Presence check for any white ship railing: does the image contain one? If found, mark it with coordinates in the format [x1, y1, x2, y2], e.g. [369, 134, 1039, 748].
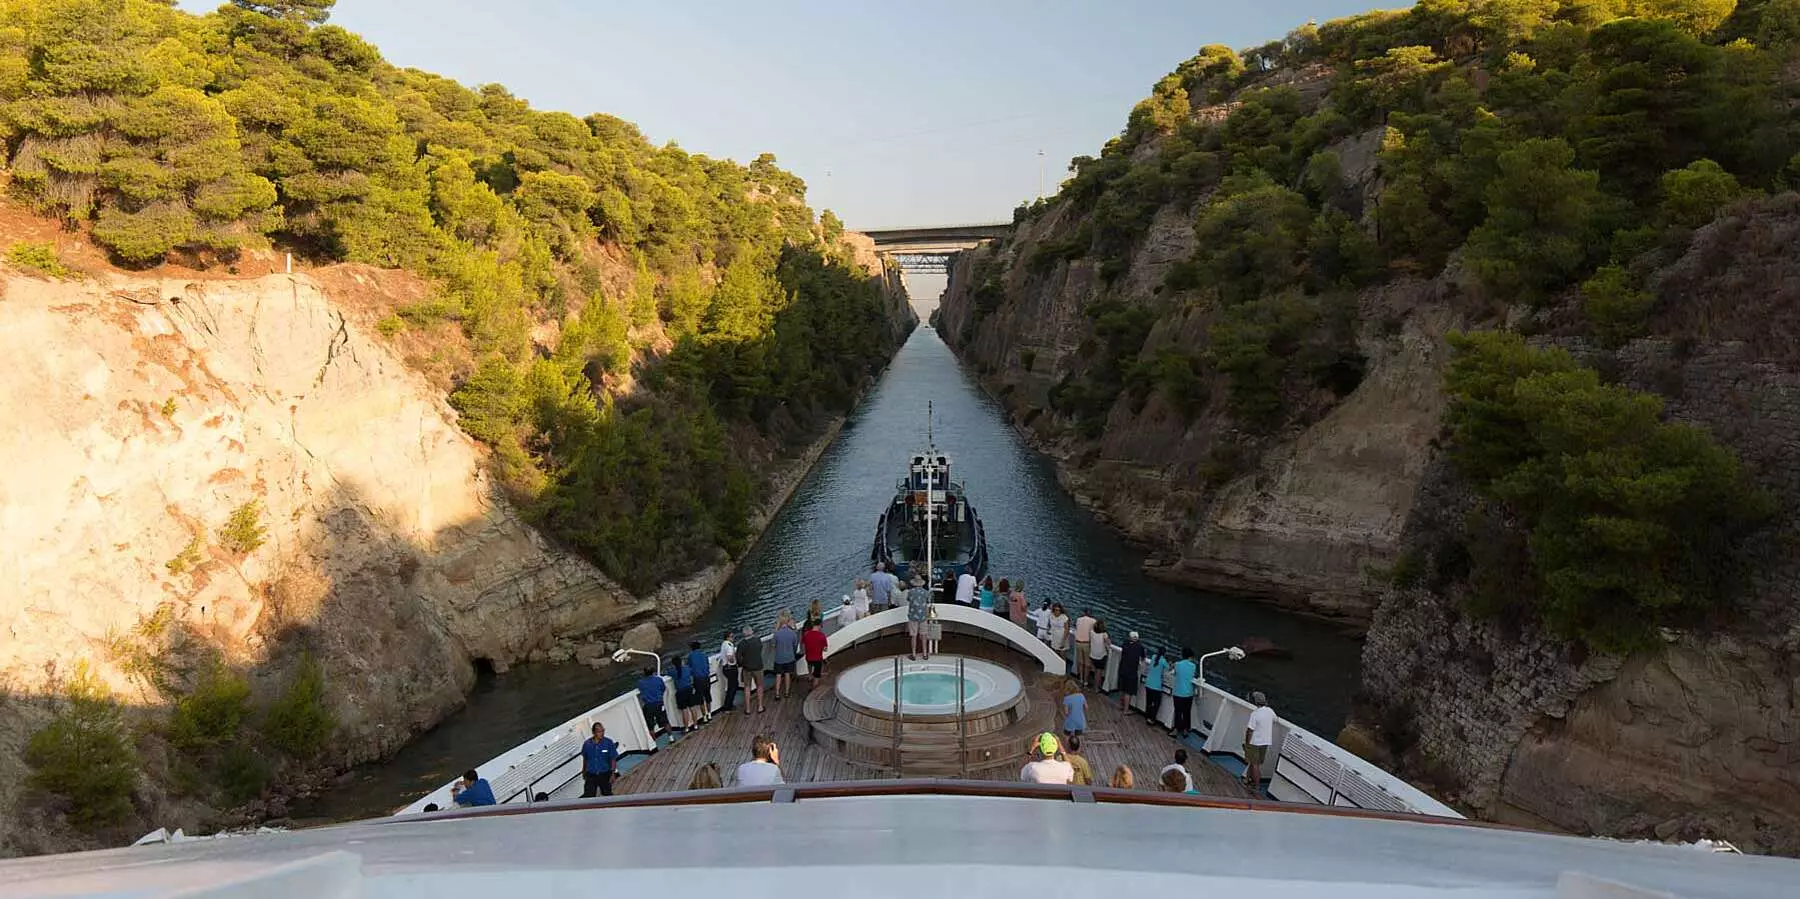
[400, 602, 1457, 819]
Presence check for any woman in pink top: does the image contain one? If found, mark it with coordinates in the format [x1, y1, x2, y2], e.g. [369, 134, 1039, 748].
[1008, 580, 1028, 627]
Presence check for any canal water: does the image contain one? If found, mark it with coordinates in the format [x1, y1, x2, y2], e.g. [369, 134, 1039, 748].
[302, 325, 1363, 821]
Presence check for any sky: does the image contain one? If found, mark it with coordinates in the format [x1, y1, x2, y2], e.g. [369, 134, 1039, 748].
[195, 0, 1391, 230]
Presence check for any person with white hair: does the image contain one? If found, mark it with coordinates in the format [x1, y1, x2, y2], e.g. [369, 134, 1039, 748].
[1245, 691, 1276, 792]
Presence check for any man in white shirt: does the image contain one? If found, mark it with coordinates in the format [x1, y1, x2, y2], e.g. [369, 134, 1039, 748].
[718, 631, 739, 713]
[1019, 732, 1075, 784]
[735, 734, 784, 786]
[840, 596, 861, 626]
[1244, 691, 1276, 791]
[954, 570, 977, 606]
[1030, 602, 1052, 642]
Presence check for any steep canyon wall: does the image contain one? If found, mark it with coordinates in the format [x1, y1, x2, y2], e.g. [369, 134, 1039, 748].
[936, 101, 1799, 851]
[0, 246, 911, 853]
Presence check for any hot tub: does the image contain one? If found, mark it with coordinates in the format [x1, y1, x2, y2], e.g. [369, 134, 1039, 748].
[835, 656, 1022, 719]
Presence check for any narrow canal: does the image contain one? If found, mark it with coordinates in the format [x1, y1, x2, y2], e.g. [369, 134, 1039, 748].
[302, 324, 1363, 821]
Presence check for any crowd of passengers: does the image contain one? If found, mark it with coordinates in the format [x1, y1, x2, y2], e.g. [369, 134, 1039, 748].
[432, 560, 1277, 809]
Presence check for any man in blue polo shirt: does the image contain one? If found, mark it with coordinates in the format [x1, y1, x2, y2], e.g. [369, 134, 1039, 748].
[687, 641, 714, 726]
[1169, 648, 1199, 738]
[581, 722, 621, 797]
[637, 666, 669, 734]
[451, 769, 495, 807]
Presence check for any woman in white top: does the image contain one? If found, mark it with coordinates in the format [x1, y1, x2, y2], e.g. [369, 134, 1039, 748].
[1047, 603, 1071, 653]
[1087, 620, 1111, 690]
[851, 580, 871, 618]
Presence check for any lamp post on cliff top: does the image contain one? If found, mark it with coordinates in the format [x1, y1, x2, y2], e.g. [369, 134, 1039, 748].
[612, 648, 661, 678]
[1196, 646, 1246, 694]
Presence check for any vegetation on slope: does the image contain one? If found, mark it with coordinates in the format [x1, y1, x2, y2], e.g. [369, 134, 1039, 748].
[0, 0, 905, 593]
[985, 0, 1797, 648]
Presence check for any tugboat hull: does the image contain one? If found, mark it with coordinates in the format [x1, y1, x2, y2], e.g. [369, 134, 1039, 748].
[871, 497, 988, 584]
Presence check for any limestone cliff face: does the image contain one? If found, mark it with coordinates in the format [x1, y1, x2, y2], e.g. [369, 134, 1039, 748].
[0, 269, 644, 769]
[0, 253, 906, 853]
[1353, 199, 1800, 854]
[937, 121, 1430, 627]
[936, 76, 1799, 849]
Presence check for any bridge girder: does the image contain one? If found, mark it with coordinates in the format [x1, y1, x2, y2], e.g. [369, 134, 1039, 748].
[886, 251, 960, 274]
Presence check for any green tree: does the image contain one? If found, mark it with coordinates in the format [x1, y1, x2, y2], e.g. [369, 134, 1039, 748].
[1353, 46, 1450, 110]
[1444, 332, 1771, 650]
[1630, 0, 1738, 35]
[264, 653, 335, 760]
[232, 0, 335, 24]
[1464, 138, 1605, 303]
[1657, 158, 1744, 228]
[1191, 183, 1315, 304]
[24, 664, 138, 830]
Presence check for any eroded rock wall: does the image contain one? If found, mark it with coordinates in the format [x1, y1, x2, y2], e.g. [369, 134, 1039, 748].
[1355, 201, 1800, 854]
[0, 259, 906, 853]
[937, 124, 1435, 627]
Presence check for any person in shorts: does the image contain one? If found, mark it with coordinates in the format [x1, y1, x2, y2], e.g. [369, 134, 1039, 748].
[1244, 690, 1276, 792]
[636, 665, 669, 734]
[737, 625, 766, 713]
[801, 622, 828, 685]
[671, 654, 698, 731]
[905, 574, 931, 659]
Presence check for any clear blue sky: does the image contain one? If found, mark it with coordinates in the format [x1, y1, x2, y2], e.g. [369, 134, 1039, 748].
[196, 0, 1394, 230]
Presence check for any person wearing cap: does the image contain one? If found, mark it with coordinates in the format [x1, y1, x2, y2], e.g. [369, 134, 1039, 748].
[905, 573, 932, 660]
[839, 594, 861, 626]
[1244, 691, 1276, 792]
[1118, 631, 1145, 714]
[1020, 732, 1075, 784]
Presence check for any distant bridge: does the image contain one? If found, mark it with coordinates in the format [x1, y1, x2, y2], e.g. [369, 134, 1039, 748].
[862, 223, 1011, 274]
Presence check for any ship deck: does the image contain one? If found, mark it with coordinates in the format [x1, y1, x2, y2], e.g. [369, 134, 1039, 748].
[572, 634, 1251, 799]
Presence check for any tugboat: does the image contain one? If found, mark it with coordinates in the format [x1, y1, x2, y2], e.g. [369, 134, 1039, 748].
[871, 402, 988, 584]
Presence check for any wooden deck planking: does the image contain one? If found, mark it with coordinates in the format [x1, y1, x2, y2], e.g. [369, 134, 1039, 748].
[581, 634, 1250, 799]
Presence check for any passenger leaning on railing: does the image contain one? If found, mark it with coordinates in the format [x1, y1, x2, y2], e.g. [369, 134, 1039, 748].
[737, 625, 767, 714]
[451, 769, 496, 807]
[636, 667, 669, 735]
[687, 641, 714, 726]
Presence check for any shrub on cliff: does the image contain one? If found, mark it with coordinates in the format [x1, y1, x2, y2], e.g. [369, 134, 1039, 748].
[1444, 332, 1772, 651]
[264, 653, 335, 761]
[169, 663, 253, 753]
[24, 665, 138, 831]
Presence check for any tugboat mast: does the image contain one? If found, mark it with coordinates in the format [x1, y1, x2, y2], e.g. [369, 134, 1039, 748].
[924, 401, 934, 584]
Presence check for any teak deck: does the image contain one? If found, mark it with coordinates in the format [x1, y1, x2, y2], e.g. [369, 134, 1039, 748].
[564, 635, 1250, 799]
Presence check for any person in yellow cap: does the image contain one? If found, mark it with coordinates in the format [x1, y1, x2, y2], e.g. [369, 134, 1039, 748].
[1019, 731, 1075, 784]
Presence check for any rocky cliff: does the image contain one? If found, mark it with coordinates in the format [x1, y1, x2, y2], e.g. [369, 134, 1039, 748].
[0, 235, 910, 853]
[1353, 197, 1800, 854]
[939, 96, 1429, 627]
[935, 29, 1799, 851]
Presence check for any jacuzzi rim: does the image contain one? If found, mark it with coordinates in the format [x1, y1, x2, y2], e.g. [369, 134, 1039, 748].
[834, 655, 1024, 722]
